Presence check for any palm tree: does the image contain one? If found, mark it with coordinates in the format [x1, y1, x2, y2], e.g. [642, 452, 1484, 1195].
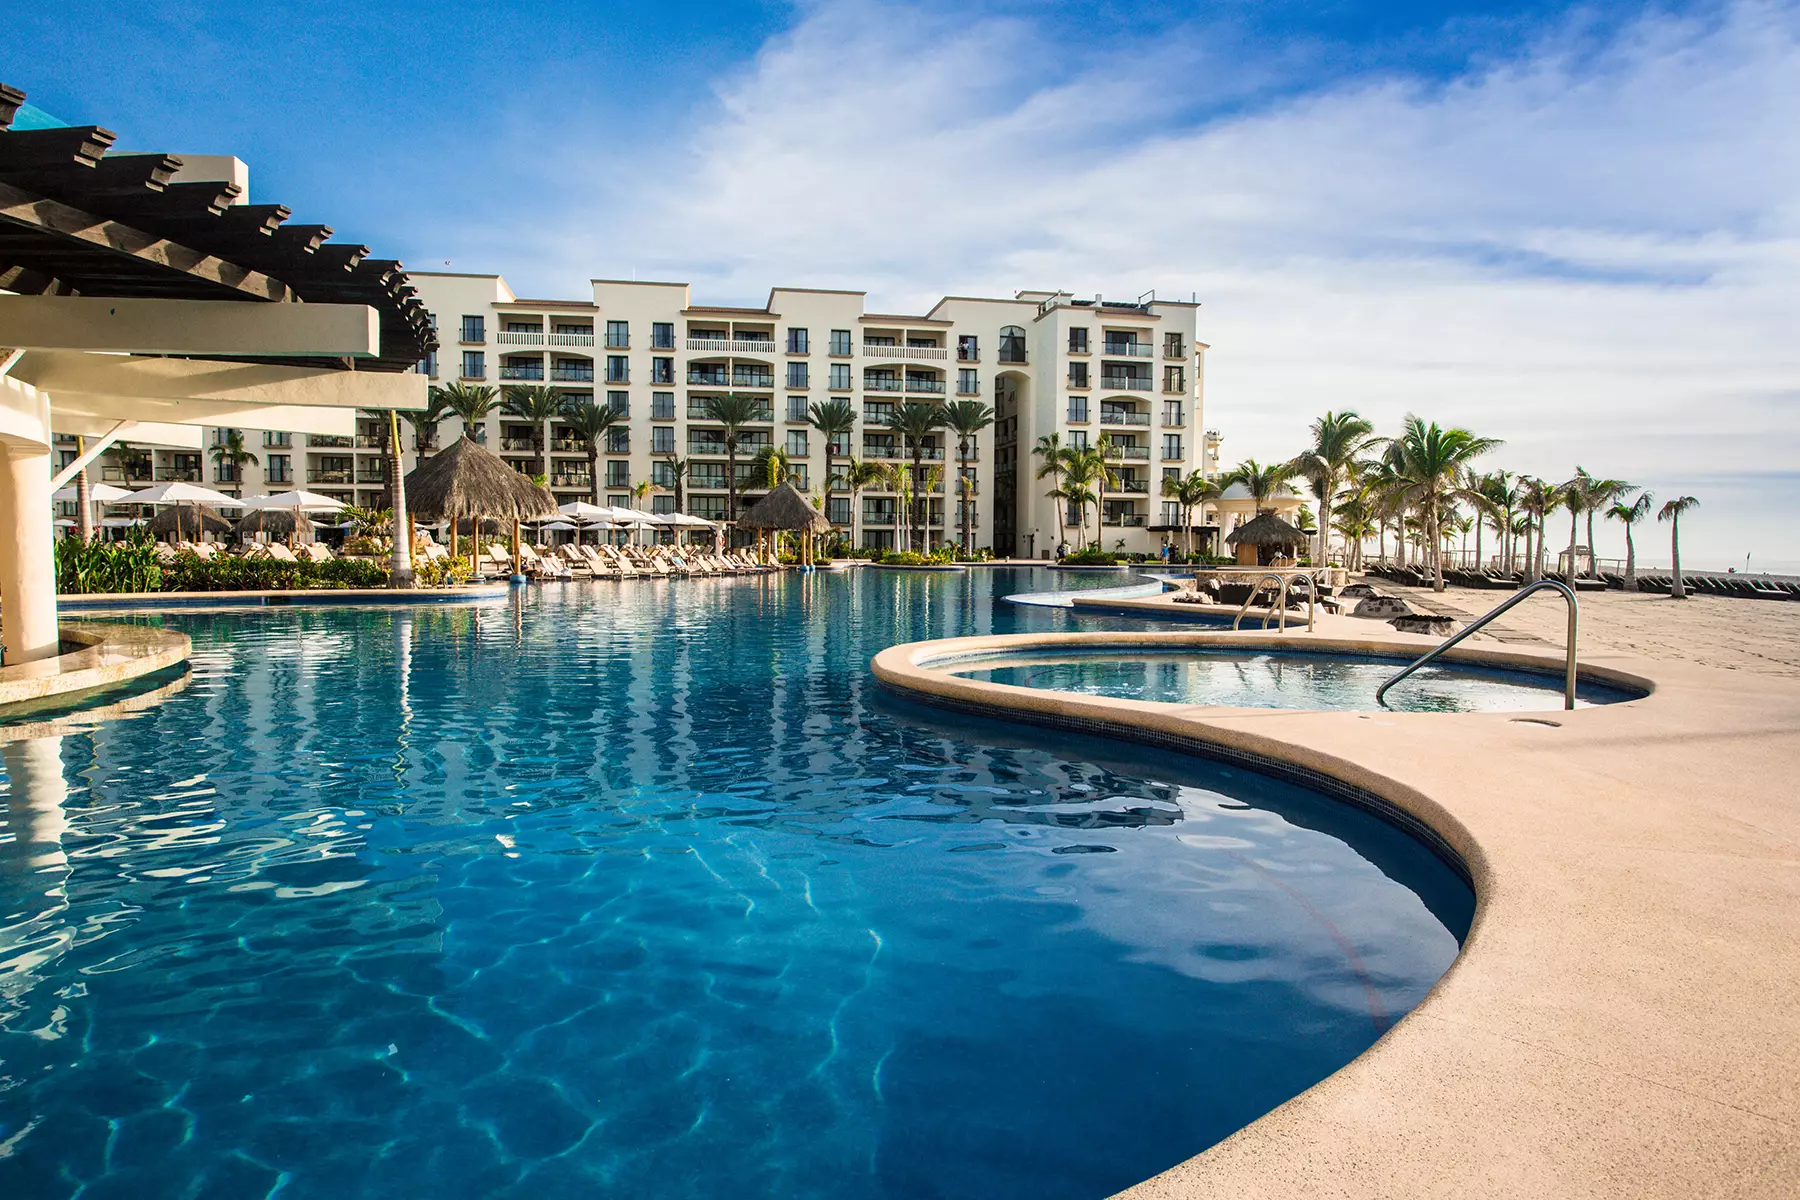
[1161, 469, 1219, 558]
[401, 389, 452, 454]
[1570, 469, 1632, 580]
[751, 444, 797, 489]
[1332, 495, 1376, 570]
[1608, 491, 1653, 592]
[1658, 495, 1699, 599]
[882, 461, 913, 550]
[1086, 437, 1120, 550]
[807, 399, 856, 532]
[208, 428, 258, 484]
[662, 456, 689, 516]
[1387, 417, 1502, 590]
[1032, 432, 1068, 551]
[1515, 477, 1552, 583]
[703, 393, 764, 525]
[1467, 470, 1514, 576]
[884, 401, 946, 551]
[940, 399, 996, 556]
[631, 479, 652, 510]
[1057, 447, 1103, 548]
[1287, 410, 1377, 567]
[431, 381, 501, 443]
[108, 440, 152, 484]
[562, 399, 623, 506]
[1221, 457, 1295, 514]
[843, 456, 885, 553]
[502, 384, 565, 479]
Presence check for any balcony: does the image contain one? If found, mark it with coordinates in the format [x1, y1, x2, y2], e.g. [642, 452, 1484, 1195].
[550, 331, 595, 348]
[500, 364, 546, 381]
[1100, 410, 1150, 426]
[860, 343, 948, 361]
[262, 433, 292, 448]
[308, 435, 353, 448]
[355, 434, 386, 448]
[414, 434, 439, 453]
[863, 376, 901, 392]
[309, 469, 353, 484]
[998, 342, 1027, 365]
[732, 371, 775, 389]
[498, 330, 545, 346]
[1103, 513, 1149, 527]
[356, 469, 387, 485]
[266, 471, 293, 485]
[1100, 374, 1152, 392]
[864, 403, 896, 423]
[1162, 410, 1186, 427]
[1165, 341, 1186, 360]
[1106, 445, 1151, 461]
[499, 437, 537, 453]
[904, 378, 946, 395]
[550, 438, 586, 453]
[956, 380, 980, 396]
[604, 337, 630, 350]
[1115, 479, 1150, 493]
[686, 337, 777, 354]
[551, 365, 596, 383]
[550, 474, 593, 490]
[688, 369, 729, 386]
[862, 442, 900, 459]
[957, 347, 979, 362]
[1102, 341, 1154, 358]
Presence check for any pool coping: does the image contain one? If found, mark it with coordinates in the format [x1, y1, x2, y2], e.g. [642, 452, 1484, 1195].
[57, 583, 513, 611]
[870, 629, 1800, 1198]
[0, 621, 191, 714]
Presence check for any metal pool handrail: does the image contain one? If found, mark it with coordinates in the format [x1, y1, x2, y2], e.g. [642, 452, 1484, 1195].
[1376, 578, 1580, 710]
[1229, 571, 1318, 633]
[1232, 573, 1288, 631]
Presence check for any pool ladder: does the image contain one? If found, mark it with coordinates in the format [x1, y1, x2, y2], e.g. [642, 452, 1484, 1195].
[1230, 572, 1318, 633]
[1377, 579, 1579, 710]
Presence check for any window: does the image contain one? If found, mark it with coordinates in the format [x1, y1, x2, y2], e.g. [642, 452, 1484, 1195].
[1164, 365, 1186, 393]
[651, 357, 674, 384]
[786, 430, 809, 457]
[606, 356, 629, 383]
[1066, 500, 1084, 526]
[554, 322, 592, 336]
[461, 351, 485, 379]
[957, 335, 979, 362]
[1068, 430, 1089, 450]
[262, 432, 292, 448]
[957, 369, 979, 395]
[266, 454, 291, 484]
[1162, 501, 1183, 525]
[1067, 361, 1089, 388]
[652, 460, 676, 487]
[607, 391, 630, 417]
[1067, 396, 1088, 422]
[829, 363, 852, 390]
[829, 431, 851, 456]
[1068, 327, 1089, 354]
[863, 334, 896, 346]
[1163, 434, 1183, 461]
[460, 315, 485, 343]
[787, 396, 809, 421]
[786, 362, 808, 389]
[605, 461, 630, 488]
[787, 327, 809, 354]
[906, 337, 938, 349]
[608, 493, 631, 509]
[791, 465, 809, 490]
[605, 320, 629, 349]
[1163, 401, 1184, 426]
[652, 322, 675, 349]
[652, 427, 675, 454]
[651, 392, 675, 420]
[829, 329, 853, 355]
[999, 325, 1027, 364]
[417, 351, 438, 377]
[606, 428, 631, 454]
[828, 497, 851, 525]
[691, 495, 728, 521]
[1165, 332, 1185, 359]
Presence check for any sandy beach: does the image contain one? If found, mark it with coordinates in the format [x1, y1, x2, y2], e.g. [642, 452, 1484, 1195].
[1377, 579, 1800, 678]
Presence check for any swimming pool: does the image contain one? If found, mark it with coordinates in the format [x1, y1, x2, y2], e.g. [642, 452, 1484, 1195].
[947, 644, 1641, 713]
[0, 569, 1471, 1199]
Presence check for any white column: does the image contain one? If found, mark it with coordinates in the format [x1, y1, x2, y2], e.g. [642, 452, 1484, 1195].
[0, 437, 59, 665]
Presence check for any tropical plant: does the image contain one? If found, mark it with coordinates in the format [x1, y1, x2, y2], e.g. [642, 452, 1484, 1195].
[54, 528, 162, 593]
[884, 401, 946, 551]
[843, 456, 886, 552]
[502, 384, 565, 478]
[807, 399, 856, 529]
[941, 399, 995, 556]
[107, 440, 152, 482]
[881, 461, 914, 550]
[703, 393, 765, 524]
[1032, 432, 1068, 551]
[1161, 469, 1219, 557]
[1386, 417, 1502, 590]
[751, 444, 797, 490]
[401, 389, 453, 452]
[661, 456, 689, 515]
[208, 428, 259, 483]
[1056, 447, 1102, 549]
[1566, 468, 1632, 582]
[630, 479, 653, 511]
[1085, 438, 1120, 549]
[338, 505, 392, 538]
[431, 381, 502, 443]
[562, 399, 624, 506]
[1221, 458, 1296, 513]
[1467, 470, 1515, 576]
[1658, 495, 1699, 599]
[1287, 410, 1376, 566]
[1608, 491, 1653, 592]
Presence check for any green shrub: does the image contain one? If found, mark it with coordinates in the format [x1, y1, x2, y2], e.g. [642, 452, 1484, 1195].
[412, 556, 473, 587]
[55, 531, 163, 594]
[1060, 548, 1120, 566]
[879, 550, 928, 566]
[158, 551, 388, 592]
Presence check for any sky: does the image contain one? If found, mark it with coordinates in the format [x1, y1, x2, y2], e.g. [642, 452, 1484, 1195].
[7, 0, 1798, 571]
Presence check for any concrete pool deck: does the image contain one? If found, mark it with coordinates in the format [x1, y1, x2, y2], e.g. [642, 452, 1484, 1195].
[871, 628, 1800, 1198]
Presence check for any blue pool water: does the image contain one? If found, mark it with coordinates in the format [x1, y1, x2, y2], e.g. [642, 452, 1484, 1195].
[0, 568, 1471, 1199]
[950, 646, 1641, 712]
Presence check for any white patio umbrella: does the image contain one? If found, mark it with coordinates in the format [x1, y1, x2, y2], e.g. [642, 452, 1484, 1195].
[557, 501, 610, 519]
[244, 490, 347, 512]
[53, 518, 77, 527]
[125, 481, 245, 544]
[52, 482, 135, 503]
[99, 516, 146, 528]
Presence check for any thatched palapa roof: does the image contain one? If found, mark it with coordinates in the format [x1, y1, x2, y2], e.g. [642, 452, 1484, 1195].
[236, 508, 314, 537]
[403, 436, 557, 522]
[146, 505, 232, 536]
[736, 481, 831, 532]
[1225, 512, 1307, 547]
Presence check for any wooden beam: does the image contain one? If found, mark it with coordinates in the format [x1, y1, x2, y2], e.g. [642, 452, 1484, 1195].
[0, 179, 289, 301]
[0, 296, 380, 357]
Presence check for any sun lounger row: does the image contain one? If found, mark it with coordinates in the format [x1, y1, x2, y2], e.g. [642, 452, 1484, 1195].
[475, 542, 775, 580]
[155, 540, 337, 564]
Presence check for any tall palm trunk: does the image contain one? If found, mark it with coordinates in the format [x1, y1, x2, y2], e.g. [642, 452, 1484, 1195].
[588, 447, 600, 506]
[387, 410, 414, 587]
[958, 438, 972, 557]
[1669, 514, 1686, 599]
[726, 442, 739, 528]
[1584, 508, 1598, 579]
[911, 448, 925, 552]
[1429, 505, 1445, 591]
[74, 435, 94, 542]
[1623, 523, 1637, 591]
[1566, 506, 1580, 587]
[1473, 518, 1483, 579]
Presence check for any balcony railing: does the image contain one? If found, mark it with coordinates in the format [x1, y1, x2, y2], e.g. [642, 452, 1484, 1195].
[732, 372, 775, 389]
[862, 442, 900, 459]
[688, 370, 729, 386]
[550, 332, 595, 347]
[1162, 410, 1186, 427]
[1164, 342, 1186, 359]
[498, 330, 545, 346]
[308, 469, 353, 484]
[1116, 480, 1150, 493]
[957, 347, 979, 362]
[356, 470, 387, 484]
[414, 435, 439, 452]
[262, 433, 292, 448]
[860, 344, 947, 361]
[864, 404, 896, 423]
[266, 471, 292, 485]
[499, 437, 537, 453]
[1102, 341, 1154, 358]
[550, 438, 586, 453]
[1107, 445, 1151, 460]
[998, 343, 1027, 364]
[213, 469, 239, 484]
[355, 434, 386, 448]
[686, 337, 777, 353]
[550, 474, 593, 489]
[551, 366, 596, 383]
[500, 365, 545, 381]
[904, 379, 946, 394]
[1100, 375, 1152, 392]
[308, 435, 353, 448]
[1103, 514, 1149, 527]
[1100, 411, 1150, 426]
[863, 377, 901, 392]
[604, 337, 630, 350]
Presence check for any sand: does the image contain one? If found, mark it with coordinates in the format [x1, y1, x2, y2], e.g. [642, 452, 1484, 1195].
[1375, 579, 1800, 678]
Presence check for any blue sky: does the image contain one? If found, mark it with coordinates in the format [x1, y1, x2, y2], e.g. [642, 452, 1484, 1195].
[6, 1, 1797, 569]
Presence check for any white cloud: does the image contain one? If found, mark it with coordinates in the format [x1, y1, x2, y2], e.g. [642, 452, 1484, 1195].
[473, 0, 1800, 569]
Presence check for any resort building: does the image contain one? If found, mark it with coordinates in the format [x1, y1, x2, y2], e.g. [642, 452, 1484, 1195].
[189, 273, 1212, 557]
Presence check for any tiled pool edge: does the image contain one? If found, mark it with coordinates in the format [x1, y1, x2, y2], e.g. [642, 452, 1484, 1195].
[0, 621, 190, 713]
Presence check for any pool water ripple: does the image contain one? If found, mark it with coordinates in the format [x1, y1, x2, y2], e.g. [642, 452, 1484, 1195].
[0, 569, 1470, 1199]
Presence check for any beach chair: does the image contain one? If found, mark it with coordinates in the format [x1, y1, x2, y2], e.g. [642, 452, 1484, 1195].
[486, 544, 515, 575]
